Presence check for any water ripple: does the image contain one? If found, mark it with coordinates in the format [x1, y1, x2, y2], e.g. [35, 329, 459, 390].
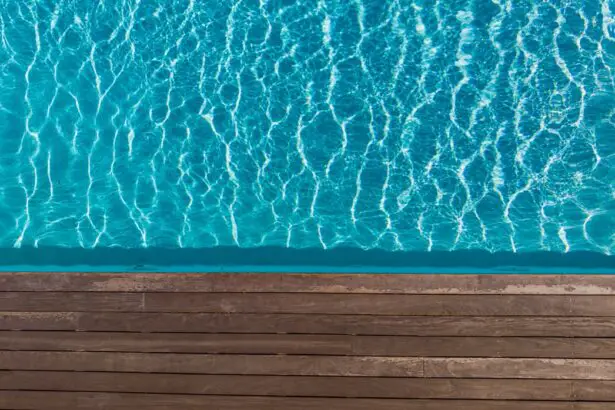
[0, 0, 613, 254]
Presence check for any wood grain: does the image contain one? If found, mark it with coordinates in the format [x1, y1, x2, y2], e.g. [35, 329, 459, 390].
[143, 293, 579, 316]
[355, 336, 578, 358]
[6, 312, 612, 336]
[572, 338, 615, 359]
[2, 272, 614, 294]
[0, 312, 78, 330]
[1, 331, 591, 358]
[0, 391, 598, 410]
[0, 331, 354, 355]
[0, 371, 574, 400]
[1, 272, 614, 407]
[573, 381, 615, 401]
[10, 292, 615, 316]
[424, 358, 615, 380]
[0, 292, 144, 312]
[0, 352, 423, 376]
[4, 352, 615, 380]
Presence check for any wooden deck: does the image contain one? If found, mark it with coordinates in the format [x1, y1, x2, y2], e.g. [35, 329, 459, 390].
[1, 273, 615, 409]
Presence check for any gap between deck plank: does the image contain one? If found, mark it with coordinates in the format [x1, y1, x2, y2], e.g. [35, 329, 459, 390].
[0, 391, 611, 410]
[8, 331, 612, 358]
[0, 371, 584, 400]
[3, 312, 615, 336]
[2, 352, 615, 380]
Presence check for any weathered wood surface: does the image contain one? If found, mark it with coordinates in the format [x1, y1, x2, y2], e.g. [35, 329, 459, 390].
[2, 352, 614, 380]
[3, 292, 615, 316]
[0, 372, 577, 399]
[0, 272, 614, 409]
[8, 331, 614, 358]
[2, 392, 611, 410]
[2, 272, 614, 294]
[4, 312, 615, 336]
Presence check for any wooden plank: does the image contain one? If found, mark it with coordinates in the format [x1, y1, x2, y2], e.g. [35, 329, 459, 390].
[2, 272, 614, 295]
[0, 371, 574, 400]
[573, 381, 615, 401]
[0, 273, 478, 293]
[4, 352, 615, 380]
[0, 331, 585, 358]
[0, 331, 354, 355]
[0, 292, 144, 312]
[353, 335, 578, 358]
[4, 312, 614, 336]
[0, 352, 423, 376]
[144, 294, 579, 316]
[424, 358, 615, 380]
[1, 292, 614, 317]
[571, 296, 615, 316]
[0, 392, 589, 410]
[476, 275, 615, 296]
[572, 338, 615, 359]
[575, 405, 615, 410]
[567, 317, 615, 337]
[2, 292, 599, 316]
[0, 312, 594, 336]
[0, 312, 78, 330]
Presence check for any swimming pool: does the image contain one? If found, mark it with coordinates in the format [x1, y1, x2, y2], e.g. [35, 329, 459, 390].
[0, 1, 613, 261]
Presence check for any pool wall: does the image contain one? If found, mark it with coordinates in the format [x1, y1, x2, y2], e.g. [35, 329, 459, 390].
[1, 246, 613, 274]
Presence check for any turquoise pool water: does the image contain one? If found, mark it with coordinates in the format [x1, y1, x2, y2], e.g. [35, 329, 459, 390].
[0, 0, 614, 257]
